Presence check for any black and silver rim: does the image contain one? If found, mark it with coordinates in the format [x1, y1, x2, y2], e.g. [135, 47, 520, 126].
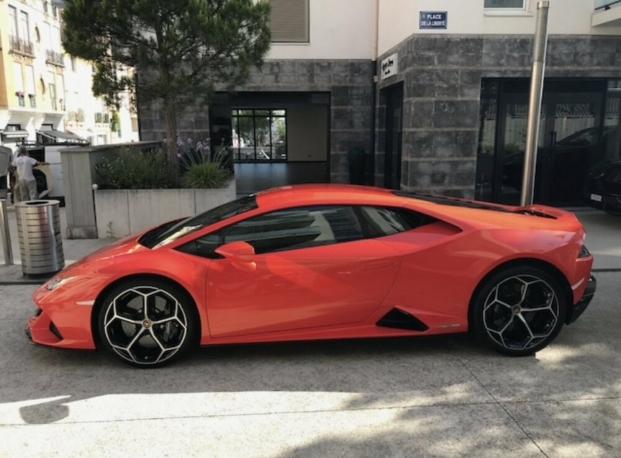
[103, 286, 188, 365]
[483, 274, 559, 351]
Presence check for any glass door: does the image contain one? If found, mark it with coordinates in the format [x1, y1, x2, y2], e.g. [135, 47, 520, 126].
[495, 81, 604, 206]
[543, 91, 602, 204]
[384, 84, 403, 189]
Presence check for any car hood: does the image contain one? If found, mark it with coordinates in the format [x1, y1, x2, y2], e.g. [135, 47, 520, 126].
[64, 234, 147, 273]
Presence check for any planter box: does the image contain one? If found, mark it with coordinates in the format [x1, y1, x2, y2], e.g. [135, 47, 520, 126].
[94, 178, 236, 238]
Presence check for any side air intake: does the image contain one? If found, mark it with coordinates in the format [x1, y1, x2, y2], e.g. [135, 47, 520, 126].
[376, 308, 429, 332]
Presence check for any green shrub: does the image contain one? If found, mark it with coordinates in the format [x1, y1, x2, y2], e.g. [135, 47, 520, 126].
[181, 162, 231, 189]
[95, 148, 176, 189]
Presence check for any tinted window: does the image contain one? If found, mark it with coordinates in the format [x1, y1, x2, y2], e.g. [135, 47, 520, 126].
[179, 206, 365, 257]
[358, 206, 430, 237]
[226, 206, 364, 254]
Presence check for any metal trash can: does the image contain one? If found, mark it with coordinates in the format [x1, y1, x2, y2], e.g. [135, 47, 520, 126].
[16, 200, 65, 276]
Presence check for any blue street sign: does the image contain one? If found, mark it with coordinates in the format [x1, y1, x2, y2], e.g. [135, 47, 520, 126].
[419, 11, 447, 29]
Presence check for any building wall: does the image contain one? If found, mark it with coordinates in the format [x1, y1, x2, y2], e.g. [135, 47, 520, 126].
[376, 33, 621, 197]
[140, 60, 375, 183]
[379, 0, 621, 55]
[63, 58, 139, 145]
[267, 0, 377, 60]
[287, 106, 328, 161]
[0, 0, 65, 143]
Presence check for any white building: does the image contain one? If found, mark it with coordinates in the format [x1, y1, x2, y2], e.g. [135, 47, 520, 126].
[0, 0, 67, 147]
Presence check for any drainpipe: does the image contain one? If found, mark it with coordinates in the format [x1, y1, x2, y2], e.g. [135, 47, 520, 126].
[370, 0, 380, 184]
[521, 1, 550, 206]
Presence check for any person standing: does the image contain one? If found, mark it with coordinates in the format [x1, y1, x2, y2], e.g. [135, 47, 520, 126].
[12, 146, 47, 202]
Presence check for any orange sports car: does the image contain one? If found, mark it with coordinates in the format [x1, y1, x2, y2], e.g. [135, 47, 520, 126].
[27, 185, 596, 367]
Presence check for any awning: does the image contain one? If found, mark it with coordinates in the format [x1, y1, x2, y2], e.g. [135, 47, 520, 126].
[38, 130, 87, 142]
[65, 128, 93, 141]
[1, 130, 29, 140]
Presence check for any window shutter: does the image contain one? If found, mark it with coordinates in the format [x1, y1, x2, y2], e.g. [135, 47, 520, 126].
[13, 62, 24, 93]
[26, 65, 35, 95]
[269, 0, 309, 43]
[484, 0, 524, 8]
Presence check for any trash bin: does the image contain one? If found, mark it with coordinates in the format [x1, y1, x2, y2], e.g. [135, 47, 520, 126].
[16, 200, 64, 276]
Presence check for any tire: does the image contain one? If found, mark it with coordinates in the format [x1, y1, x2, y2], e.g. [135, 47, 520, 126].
[97, 278, 199, 368]
[471, 266, 567, 356]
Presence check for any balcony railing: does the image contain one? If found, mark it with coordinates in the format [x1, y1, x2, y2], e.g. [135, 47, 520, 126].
[9, 36, 34, 56]
[595, 0, 621, 10]
[46, 50, 65, 66]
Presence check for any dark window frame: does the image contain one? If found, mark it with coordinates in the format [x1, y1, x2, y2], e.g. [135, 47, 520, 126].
[231, 108, 287, 162]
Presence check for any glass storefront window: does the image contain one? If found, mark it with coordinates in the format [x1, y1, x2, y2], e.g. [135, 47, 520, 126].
[231, 109, 287, 162]
[477, 79, 610, 206]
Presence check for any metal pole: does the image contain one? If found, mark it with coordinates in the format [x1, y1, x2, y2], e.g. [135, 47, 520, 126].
[521, 1, 550, 206]
[0, 199, 13, 265]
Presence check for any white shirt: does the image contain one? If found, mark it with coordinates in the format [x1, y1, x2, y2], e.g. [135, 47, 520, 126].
[13, 156, 38, 181]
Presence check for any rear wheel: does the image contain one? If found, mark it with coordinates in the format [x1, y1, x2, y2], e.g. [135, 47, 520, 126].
[97, 279, 199, 368]
[471, 266, 567, 356]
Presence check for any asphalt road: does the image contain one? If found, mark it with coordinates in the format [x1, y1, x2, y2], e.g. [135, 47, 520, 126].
[0, 273, 620, 458]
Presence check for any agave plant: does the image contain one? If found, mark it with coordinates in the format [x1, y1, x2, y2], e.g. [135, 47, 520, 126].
[179, 141, 231, 189]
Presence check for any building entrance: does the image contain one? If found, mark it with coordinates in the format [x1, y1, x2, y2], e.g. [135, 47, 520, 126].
[476, 79, 620, 206]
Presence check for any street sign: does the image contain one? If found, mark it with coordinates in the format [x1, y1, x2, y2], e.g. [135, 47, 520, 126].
[419, 11, 447, 29]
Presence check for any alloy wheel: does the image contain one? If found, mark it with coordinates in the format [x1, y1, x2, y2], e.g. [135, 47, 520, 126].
[482, 274, 560, 351]
[102, 286, 189, 366]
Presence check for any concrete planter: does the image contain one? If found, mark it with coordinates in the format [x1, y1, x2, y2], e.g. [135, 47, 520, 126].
[94, 178, 236, 238]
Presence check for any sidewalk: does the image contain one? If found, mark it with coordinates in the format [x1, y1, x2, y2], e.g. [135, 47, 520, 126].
[0, 205, 619, 285]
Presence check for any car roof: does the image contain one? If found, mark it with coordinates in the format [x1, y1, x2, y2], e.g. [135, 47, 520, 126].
[255, 184, 396, 209]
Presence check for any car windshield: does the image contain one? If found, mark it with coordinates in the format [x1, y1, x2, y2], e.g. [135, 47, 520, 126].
[139, 195, 258, 249]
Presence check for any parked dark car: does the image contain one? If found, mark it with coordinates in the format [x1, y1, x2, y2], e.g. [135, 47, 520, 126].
[502, 126, 615, 203]
[586, 159, 621, 214]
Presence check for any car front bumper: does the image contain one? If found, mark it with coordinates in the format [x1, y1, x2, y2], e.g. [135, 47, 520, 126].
[26, 305, 96, 349]
[568, 275, 596, 324]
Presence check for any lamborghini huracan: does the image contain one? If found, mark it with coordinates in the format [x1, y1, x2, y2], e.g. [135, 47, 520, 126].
[27, 185, 596, 367]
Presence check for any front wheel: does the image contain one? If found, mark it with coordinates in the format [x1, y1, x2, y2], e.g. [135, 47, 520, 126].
[471, 266, 567, 356]
[97, 279, 199, 368]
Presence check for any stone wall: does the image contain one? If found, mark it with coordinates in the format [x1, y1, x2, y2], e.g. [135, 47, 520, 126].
[139, 60, 375, 184]
[376, 34, 621, 198]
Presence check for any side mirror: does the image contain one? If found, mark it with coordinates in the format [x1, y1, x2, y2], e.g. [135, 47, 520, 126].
[215, 241, 255, 260]
[215, 241, 257, 272]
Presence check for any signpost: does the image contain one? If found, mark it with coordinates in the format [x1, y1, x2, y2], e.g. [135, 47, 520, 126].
[521, 1, 550, 206]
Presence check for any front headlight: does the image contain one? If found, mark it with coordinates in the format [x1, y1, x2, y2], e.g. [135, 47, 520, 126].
[579, 245, 590, 258]
[45, 276, 77, 291]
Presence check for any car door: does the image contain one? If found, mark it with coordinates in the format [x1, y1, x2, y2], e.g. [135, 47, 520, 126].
[205, 205, 402, 338]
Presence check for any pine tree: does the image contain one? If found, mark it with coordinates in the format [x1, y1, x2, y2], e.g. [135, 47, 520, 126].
[62, 0, 271, 182]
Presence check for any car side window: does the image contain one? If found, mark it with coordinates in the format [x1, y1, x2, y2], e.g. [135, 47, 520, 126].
[224, 206, 364, 254]
[177, 206, 433, 259]
[176, 230, 222, 258]
[357, 206, 433, 237]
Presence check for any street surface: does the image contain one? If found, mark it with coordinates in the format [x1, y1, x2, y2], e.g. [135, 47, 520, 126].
[0, 273, 620, 457]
